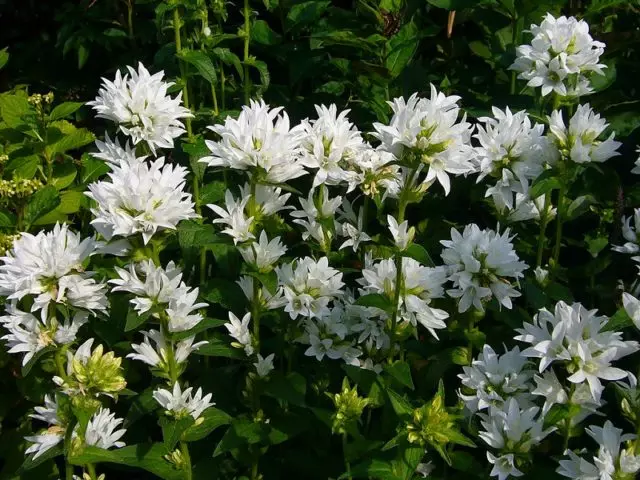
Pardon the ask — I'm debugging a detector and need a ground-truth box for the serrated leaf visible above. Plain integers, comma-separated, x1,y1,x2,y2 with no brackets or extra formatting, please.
178,220,217,250
195,334,244,358
5,154,39,178
49,102,84,121
0,208,16,227
50,162,77,190
0,94,35,129
125,309,152,332
200,181,226,205
80,154,110,183
57,190,86,214
286,1,331,31
69,444,183,480
170,317,226,341
529,171,561,198
385,21,419,78
24,186,60,227
182,407,232,442
179,50,218,85
45,121,95,155
252,20,282,45
387,389,413,418
125,388,158,428
159,415,195,450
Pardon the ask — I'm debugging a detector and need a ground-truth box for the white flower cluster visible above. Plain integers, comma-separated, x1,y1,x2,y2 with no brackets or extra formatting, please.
510,14,606,97
441,224,528,313
88,63,192,153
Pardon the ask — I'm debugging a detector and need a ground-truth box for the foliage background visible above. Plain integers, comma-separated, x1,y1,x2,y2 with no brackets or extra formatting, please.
1,0,640,478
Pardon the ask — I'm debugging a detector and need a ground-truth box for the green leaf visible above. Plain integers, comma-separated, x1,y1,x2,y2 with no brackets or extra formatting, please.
170,317,226,341
384,361,414,390
18,444,63,473
0,94,35,129
244,270,278,295
385,21,419,78
386,389,413,418
403,244,435,266
5,154,39,178
566,195,595,221
201,279,246,311
286,1,331,31
49,102,84,121
426,0,484,8
347,458,397,480
0,47,8,70
250,60,270,92
355,293,392,311
0,208,16,227
69,444,184,480
590,61,616,93
182,407,232,442
57,190,86,214
195,334,244,359
212,48,244,79
263,372,307,406
179,50,218,85
178,220,217,250
543,403,582,429
21,345,55,377
80,154,110,183
125,388,158,428
604,307,633,332
252,20,282,45
200,180,226,205
124,309,152,332
50,162,77,190
159,415,195,450
24,186,60,227
45,121,95,155
529,170,561,198
449,450,485,476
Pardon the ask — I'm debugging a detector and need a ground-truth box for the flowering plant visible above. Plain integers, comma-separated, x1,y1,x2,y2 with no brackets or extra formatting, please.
1,5,640,480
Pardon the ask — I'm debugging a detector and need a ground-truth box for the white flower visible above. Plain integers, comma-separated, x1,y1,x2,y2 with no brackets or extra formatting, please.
487,452,524,480
298,311,361,363
86,156,197,244
236,275,286,311
165,287,208,333
153,382,214,420
0,223,105,316
622,292,640,331
31,395,62,426
612,209,640,260
479,398,554,453
209,190,255,245
510,14,606,97
473,107,557,211
254,353,275,377
508,192,556,224
92,134,142,167
531,370,569,415
201,99,306,183
337,200,371,252
237,183,293,217
359,257,449,338
458,344,533,413
84,408,126,449
128,329,206,368
351,147,400,198
299,104,365,188
291,186,342,251
548,104,621,164
24,431,64,459
111,260,183,312
558,421,640,480
387,215,414,251
224,311,253,355
371,86,475,195
534,266,549,285
515,301,638,402
441,224,527,312
88,62,192,154
239,231,286,272
276,257,344,320
633,146,640,174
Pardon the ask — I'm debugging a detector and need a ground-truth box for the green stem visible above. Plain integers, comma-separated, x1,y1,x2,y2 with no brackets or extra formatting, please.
173,8,192,138
251,454,259,480
535,193,552,267
65,462,73,480
388,201,407,363
86,463,98,480
180,441,193,480
552,186,565,267
342,433,352,480
127,0,135,47
562,418,571,452
252,280,261,352
243,0,251,104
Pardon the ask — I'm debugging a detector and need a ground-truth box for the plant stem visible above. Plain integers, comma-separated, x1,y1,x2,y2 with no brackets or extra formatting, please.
536,193,552,267
243,0,251,104
252,280,261,352
562,418,571,452
388,199,407,363
342,433,352,480
552,186,566,267
65,462,74,480
173,8,192,139
86,463,98,480
180,441,193,480
126,0,135,48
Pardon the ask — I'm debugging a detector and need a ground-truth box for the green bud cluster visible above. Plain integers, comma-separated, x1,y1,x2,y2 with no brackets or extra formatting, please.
0,177,43,199
328,378,369,435
66,344,127,395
